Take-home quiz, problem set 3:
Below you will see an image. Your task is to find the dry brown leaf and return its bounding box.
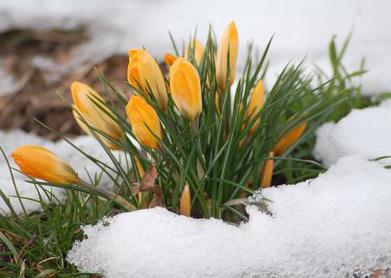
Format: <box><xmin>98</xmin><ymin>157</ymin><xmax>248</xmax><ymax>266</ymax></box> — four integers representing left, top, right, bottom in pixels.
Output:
<box><xmin>133</xmin><ymin>164</ymin><xmax>165</xmax><ymax>208</ymax></box>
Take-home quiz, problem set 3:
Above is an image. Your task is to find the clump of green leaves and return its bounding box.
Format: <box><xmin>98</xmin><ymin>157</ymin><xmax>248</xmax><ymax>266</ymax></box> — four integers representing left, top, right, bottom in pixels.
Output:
<box><xmin>35</xmin><ymin>31</ymin><xmax>352</xmax><ymax>220</ymax></box>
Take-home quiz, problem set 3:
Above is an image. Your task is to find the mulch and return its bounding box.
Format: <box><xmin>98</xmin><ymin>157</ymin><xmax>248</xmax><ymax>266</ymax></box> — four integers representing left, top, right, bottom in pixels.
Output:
<box><xmin>0</xmin><ymin>28</ymin><xmax>129</xmax><ymax>140</ymax></box>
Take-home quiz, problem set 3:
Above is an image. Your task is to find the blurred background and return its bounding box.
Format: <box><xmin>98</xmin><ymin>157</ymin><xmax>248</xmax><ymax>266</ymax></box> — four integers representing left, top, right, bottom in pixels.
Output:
<box><xmin>0</xmin><ymin>0</ymin><xmax>389</xmax><ymax>138</ymax></box>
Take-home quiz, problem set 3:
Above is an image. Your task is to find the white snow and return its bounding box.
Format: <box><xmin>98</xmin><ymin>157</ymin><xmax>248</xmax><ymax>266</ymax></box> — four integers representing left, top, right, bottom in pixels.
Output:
<box><xmin>0</xmin><ymin>0</ymin><xmax>390</xmax><ymax>95</ymax></box>
<box><xmin>67</xmin><ymin>155</ymin><xmax>391</xmax><ymax>278</ymax></box>
<box><xmin>0</xmin><ymin>129</ymin><xmax>125</xmax><ymax>215</ymax></box>
<box><xmin>313</xmin><ymin>103</ymin><xmax>391</xmax><ymax>167</ymax></box>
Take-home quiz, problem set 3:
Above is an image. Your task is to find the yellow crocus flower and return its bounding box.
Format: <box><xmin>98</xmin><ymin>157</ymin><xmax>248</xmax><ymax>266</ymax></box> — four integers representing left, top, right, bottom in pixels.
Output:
<box><xmin>274</xmin><ymin>122</ymin><xmax>307</xmax><ymax>155</ymax></box>
<box><xmin>127</xmin><ymin>49</ymin><xmax>168</xmax><ymax>111</ymax></box>
<box><xmin>169</xmin><ymin>58</ymin><xmax>202</xmax><ymax>120</ymax></box>
<box><xmin>12</xmin><ymin>145</ymin><xmax>79</xmax><ymax>185</ymax></box>
<box><xmin>71</xmin><ymin>81</ymin><xmax>123</xmax><ymax>150</ymax></box>
<box><xmin>164</xmin><ymin>53</ymin><xmax>179</xmax><ymax>67</ymax></box>
<box><xmin>216</xmin><ymin>21</ymin><xmax>239</xmax><ymax>91</ymax></box>
<box><xmin>164</xmin><ymin>39</ymin><xmax>203</xmax><ymax>68</ymax></box>
<box><xmin>246</xmin><ymin>80</ymin><xmax>265</xmax><ymax>133</ymax></box>
<box><xmin>179</xmin><ymin>184</ymin><xmax>191</xmax><ymax>217</ymax></box>
<box><xmin>246</xmin><ymin>80</ymin><xmax>265</xmax><ymax>134</ymax></box>
<box><xmin>260</xmin><ymin>152</ymin><xmax>274</xmax><ymax>188</ymax></box>
<box><xmin>185</xmin><ymin>39</ymin><xmax>204</xmax><ymax>65</ymax></box>
<box><xmin>126</xmin><ymin>95</ymin><xmax>162</xmax><ymax>149</ymax></box>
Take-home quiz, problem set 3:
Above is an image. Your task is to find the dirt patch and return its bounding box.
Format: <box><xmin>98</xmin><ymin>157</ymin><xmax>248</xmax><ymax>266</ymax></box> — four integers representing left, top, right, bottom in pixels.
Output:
<box><xmin>0</xmin><ymin>28</ymin><xmax>129</xmax><ymax>140</ymax></box>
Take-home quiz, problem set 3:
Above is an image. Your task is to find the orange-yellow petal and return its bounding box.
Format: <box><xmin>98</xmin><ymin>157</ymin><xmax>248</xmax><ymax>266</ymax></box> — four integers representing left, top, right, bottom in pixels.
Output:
<box><xmin>12</xmin><ymin>145</ymin><xmax>79</xmax><ymax>185</ymax></box>
<box><xmin>126</xmin><ymin>95</ymin><xmax>162</xmax><ymax>149</ymax></box>
<box><xmin>216</xmin><ymin>21</ymin><xmax>239</xmax><ymax>91</ymax></box>
<box><xmin>274</xmin><ymin>122</ymin><xmax>307</xmax><ymax>155</ymax></box>
<box><xmin>246</xmin><ymin>80</ymin><xmax>265</xmax><ymax>133</ymax></box>
<box><xmin>164</xmin><ymin>53</ymin><xmax>179</xmax><ymax>67</ymax></box>
<box><xmin>127</xmin><ymin>49</ymin><xmax>168</xmax><ymax>111</ymax></box>
<box><xmin>127</xmin><ymin>65</ymin><xmax>143</xmax><ymax>90</ymax></box>
<box><xmin>185</xmin><ymin>39</ymin><xmax>204</xmax><ymax>65</ymax></box>
<box><xmin>71</xmin><ymin>81</ymin><xmax>123</xmax><ymax>149</ymax></box>
<box><xmin>260</xmin><ymin>152</ymin><xmax>274</xmax><ymax>188</ymax></box>
<box><xmin>169</xmin><ymin>58</ymin><xmax>202</xmax><ymax>120</ymax></box>
<box><xmin>179</xmin><ymin>184</ymin><xmax>191</xmax><ymax>217</ymax></box>
<box><xmin>134</xmin><ymin>157</ymin><xmax>145</xmax><ymax>178</ymax></box>
<box><xmin>215</xmin><ymin>92</ymin><xmax>221</xmax><ymax>115</ymax></box>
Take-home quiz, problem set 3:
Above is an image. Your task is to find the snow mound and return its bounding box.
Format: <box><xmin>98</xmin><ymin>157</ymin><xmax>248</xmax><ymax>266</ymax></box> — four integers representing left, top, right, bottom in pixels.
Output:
<box><xmin>0</xmin><ymin>130</ymin><xmax>124</xmax><ymax>215</ymax></box>
<box><xmin>313</xmin><ymin>104</ymin><xmax>391</xmax><ymax>167</ymax></box>
<box><xmin>67</xmin><ymin>155</ymin><xmax>391</xmax><ymax>278</ymax></box>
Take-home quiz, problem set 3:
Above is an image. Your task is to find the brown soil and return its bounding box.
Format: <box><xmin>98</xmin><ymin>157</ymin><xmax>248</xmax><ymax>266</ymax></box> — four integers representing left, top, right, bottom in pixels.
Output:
<box><xmin>0</xmin><ymin>28</ymin><xmax>129</xmax><ymax>140</ymax></box>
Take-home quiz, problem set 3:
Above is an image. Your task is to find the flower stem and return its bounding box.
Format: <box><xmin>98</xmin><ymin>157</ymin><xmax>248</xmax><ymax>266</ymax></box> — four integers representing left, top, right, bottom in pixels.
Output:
<box><xmin>78</xmin><ymin>180</ymin><xmax>136</xmax><ymax>211</ymax></box>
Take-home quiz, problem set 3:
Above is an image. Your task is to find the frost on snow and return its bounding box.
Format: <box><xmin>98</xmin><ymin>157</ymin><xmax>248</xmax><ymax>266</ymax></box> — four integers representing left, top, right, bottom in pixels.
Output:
<box><xmin>67</xmin><ymin>155</ymin><xmax>391</xmax><ymax>278</ymax></box>
<box><xmin>0</xmin><ymin>130</ymin><xmax>124</xmax><ymax>215</ymax></box>
<box><xmin>313</xmin><ymin>103</ymin><xmax>391</xmax><ymax>167</ymax></box>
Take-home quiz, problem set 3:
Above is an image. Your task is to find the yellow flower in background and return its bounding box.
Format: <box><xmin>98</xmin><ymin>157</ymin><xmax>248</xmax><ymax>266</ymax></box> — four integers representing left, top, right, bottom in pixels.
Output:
<box><xmin>71</xmin><ymin>81</ymin><xmax>123</xmax><ymax>150</ymax></box>
<box><xmin>273</xmin><ymin>122</ymin><xmax>307</xmax><ymax>155</ymax></box>
<box><xmin>164</xmin><ymin>39</ymin><xmax>203</xmax><ymax>68</ymax></box>
<box><xmin>216</xmin><ymin>21</ymin><xmax>239</xmax><ymax>91</ymax></box>
<box><xmin>127</xmin><ymin>49</ymin><xmax>168</xmax><ymax>111</ymax></box>
<box><xmin>164</xmin><ymin>52</ymin><xmax>179</xmax><ymax>67</ymax></box>
<box><xmin>185</xmin><ymin>39</ymin><xmax>204</xmax><ymax>65</ymax></box>
<box><xmin>12</xmin><ymin>145</ymin><xmax>79</xmax><ymax>185</ymax></box>
<box><xmin>246</xmin><ymin>80</ymin><xmax>265</xmax><ymax>133</ymax></box>
<box><xmin>169</xmin><ymin>58</ymin><xmax>202</xmax><ymax>120</ymax></box>
<box><xmin>134</xmin><ymin>157</ymin><xmax>145</xmax><ymax>178</ymax></box>
<box><xmin>126</xmin><ymin>95</ymin><xmax>162</xmax><ymax>149</ymax></box>
<box><xmin>179</xmin><ymin>184</ymin><xmax>191</xmax><ymax>217</ymax></box>
<box><xmin>214</xmin><ymin>92</ymin><xmax>221</xmax><ymax>115</ymax></box>
<box><xmin>260</xmin><ymin>152</ymin><xmax>274</xmax><ymax>188</ymax></box>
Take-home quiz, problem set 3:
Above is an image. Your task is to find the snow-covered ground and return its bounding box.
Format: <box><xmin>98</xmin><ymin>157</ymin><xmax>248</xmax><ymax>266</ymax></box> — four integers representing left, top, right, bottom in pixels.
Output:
<box><xmin>314</xmin><ymin>100</ymin><xmax>391</xmax><ymax>166</ymax></box>
<box><xmin>0</xmin><ymin>0</ymin><xmax>391</xmax><ymax>95</ymax></box>
<box><xmin>67</xmin><ymin>155</ymin><xmax>391</xmax><ymax>278</ymax></box>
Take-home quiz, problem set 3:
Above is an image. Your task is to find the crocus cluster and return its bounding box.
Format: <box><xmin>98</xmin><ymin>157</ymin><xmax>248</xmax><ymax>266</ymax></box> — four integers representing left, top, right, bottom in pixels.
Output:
<box><xmin>11</xmin><ymin>21</ymin><xmax>307</xmax><ymax>217</ymax></box>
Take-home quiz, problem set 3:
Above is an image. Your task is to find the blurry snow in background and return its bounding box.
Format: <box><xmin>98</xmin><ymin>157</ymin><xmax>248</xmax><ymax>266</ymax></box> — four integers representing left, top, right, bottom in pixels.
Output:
<box><xmin>0</xmin><ymin>0</ymin><xmax>390</xmax><ymax>95</ymax></box>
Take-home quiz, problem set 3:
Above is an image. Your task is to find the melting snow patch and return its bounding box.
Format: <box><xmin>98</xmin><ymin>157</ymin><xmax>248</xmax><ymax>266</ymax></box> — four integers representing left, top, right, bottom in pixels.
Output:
<box><xmin>313</xmin><ymin>103</ymin><xmax>391</xmax><ymax>167</ymax></box>
<box><xmin>0</xmin><ymin>130</ymin><xmax>125</xmax><ymax>215</ymax></box>
<box><xmin>67</xmin><ymin>155</ymin><xmax>391</xmax><ymax>278</ymax></box>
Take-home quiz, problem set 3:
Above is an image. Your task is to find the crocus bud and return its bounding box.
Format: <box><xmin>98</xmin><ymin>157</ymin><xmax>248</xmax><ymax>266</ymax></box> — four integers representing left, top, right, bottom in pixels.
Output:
<box><xmin>134</xmin><ymin>156</ymin><xmax>148</xmax><ymax>208</ymax></box>
<box><xmin>127</xmin><ymin>49</ymin><xmax>168</xmax><ymax>111</ymax></box>
<box><xmin>185</xmin><ymin>39</ymin><xmax>204</xmax><ymax>65</ymax></box>
<box><xmin>179</xmin><ymin>184</ymin><xmax>191</xmax><ymax>217</ymax></box>
<box><xmin>134</xmin><ymin>157</ymin><xmax>145</xmax><ymax>177</ymax></box>
<box><xmin>71</xmin><ymin>82</ymin><xmax>123</xmax><ymax>150</ymax></box>
<box><xmin>169</xmin><ymin>58</ymin><xmax>202</xmax><ymax>120</ymax></box>
<box><xmin>12</xmin><ymin>145</ymin><xmax>79</xmax><ymax>185</ymax></box>
<box><xmin>260</xmin><ymin>152</ymin><xmax>274</xmax><ymax>188</ymax></box>
<box><xmin>126</xmin><ymin>95</ymin><xmax>162</xmax><ymax>149</ymax></box>
<box><xmin>274</xmin><ymin>122</ymin><xmax>307</xmax><ymax>155</ymax></box>
<box><xmin>164</xmin><ymin>53</ymin><xmax>179</xmax><ymax>67</ymax></box>
<box><xmin>216</xmin><ymin>21</ymin><xmax>239</xmax><ymax>91</ymax></box>
<box><xmin>246</xmin><ymin>80</ymin><xmax>265</xmax><ymax>133</ymax></box>
<box><xmin>215</xmin><ymin>92</ymin><xmax>221</xmax><ymax>114</ymax></box>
